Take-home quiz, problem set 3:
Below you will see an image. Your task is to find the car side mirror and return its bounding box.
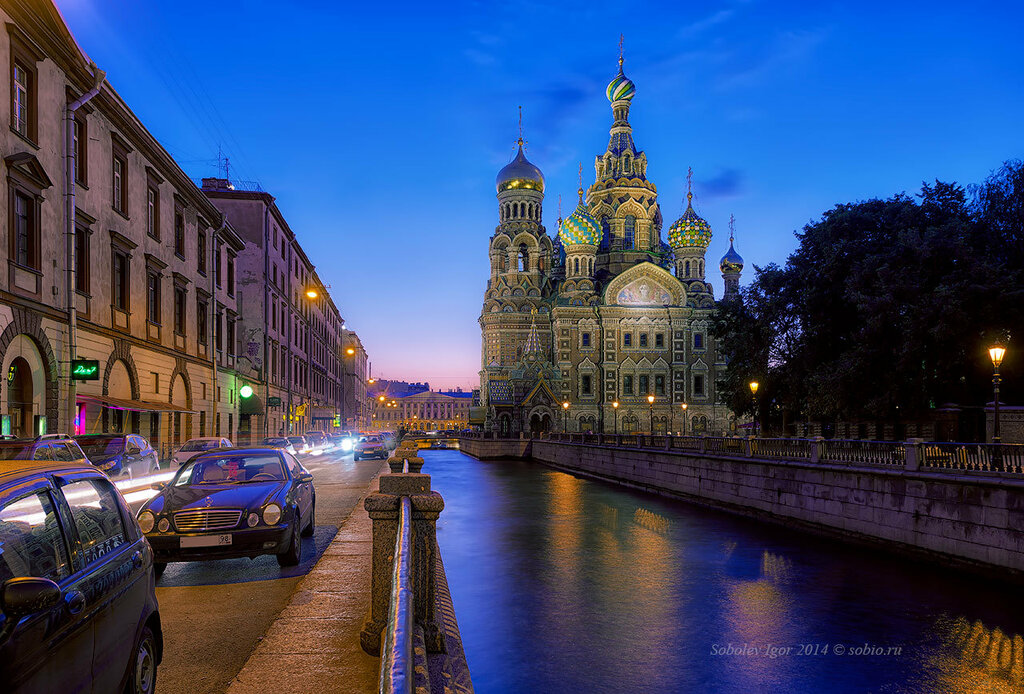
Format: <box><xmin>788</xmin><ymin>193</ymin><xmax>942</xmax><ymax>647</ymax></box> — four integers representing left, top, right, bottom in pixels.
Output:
<box><xmin>151</xmin><ymin>482</ymin><xmax>168</xmax><ymax>491</ymax></box>
<box><xmin>297</xmin><ymin>473</ymin><xmax>314</xmax><ymax>483</ymax></box>
<box><xmin>1</xmin><ymin>577</ymin><xmax>61</xmax><ymax>618</ymax></box>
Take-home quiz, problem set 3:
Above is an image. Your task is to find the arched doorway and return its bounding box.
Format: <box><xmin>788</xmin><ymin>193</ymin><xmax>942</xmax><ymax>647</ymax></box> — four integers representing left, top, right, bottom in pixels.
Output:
<box><xmin>7</xmin><ymin>357</ymin><xmax>34</xmax><ymax>437</ymax></box>
<box><xmin>497</xmin><ymin>413</ymin><xmax>512</xmax><ymax>438</ymax></box>
<box><xmin>105</xmin><ymin>360</ymin><xmax>135</xmax><ymax>434</ymax></box>
<box><xmin>3</xmin><ymin>335</ymin><xmax>48</xmax><ymax>437</ymax></box>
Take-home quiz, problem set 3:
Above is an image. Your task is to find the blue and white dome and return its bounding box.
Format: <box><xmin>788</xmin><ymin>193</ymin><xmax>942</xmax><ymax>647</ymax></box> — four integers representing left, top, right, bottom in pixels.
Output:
<box><xmin>559</xmin><ymin>196</ymin><xmax>600</xmax><ymax>247</ymax></box>
<box><xmin>606</xmin><ymin>65</ymin><xmax>636</xmax><ymax>103</ymax></box>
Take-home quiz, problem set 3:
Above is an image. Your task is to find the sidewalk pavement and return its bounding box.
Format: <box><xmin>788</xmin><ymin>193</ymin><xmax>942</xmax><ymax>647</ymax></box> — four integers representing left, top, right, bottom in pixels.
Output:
<box><xmin>227</xmin><ymin>462</ymin><xmax>386</xmax><ymax>694</ymax></box>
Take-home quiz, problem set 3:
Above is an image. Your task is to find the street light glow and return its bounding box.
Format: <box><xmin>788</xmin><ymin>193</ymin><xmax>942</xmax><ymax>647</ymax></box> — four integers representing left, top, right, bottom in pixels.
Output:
<box><xmin>239</xmin><ymin>385</ymin><xmax>254</xmax><ymax>399</ymax></box>
<box><xmin>647</xmin><ymin>394</ymin><xmax>655</xmax><ymax>404</ymax></box>
<box><xmin>990</xmin><ymin>344</ymin><xmax>1006</xmax><ymax>367</ymax></box>
<box><xmin>305</xmin><ymin>289</ymin><xmax>318</xmax><ymax>300</ymax></box>
<box><xmin>562</xmin><ymin>401</ymin><xmax>570</xmax><ymax>409</ymax></box>
<box><xmin>346</xmin><ymin>347</ymin><xmax>355</xmax><ymax>355</ymax></box>
<box><xmin>612</xmin><ymin>401</ymin><xmax>619</xmax><ymax>409</ymax></box>
<box><xmin>749</xmin><ymin>381</ymin><xmax>759</xmax><ymax>395</ymax></box>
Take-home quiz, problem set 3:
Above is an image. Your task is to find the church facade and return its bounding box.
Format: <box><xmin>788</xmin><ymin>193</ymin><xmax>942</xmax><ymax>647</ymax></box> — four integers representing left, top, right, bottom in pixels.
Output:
<box><xmin>478</xmin><ymin>55</ymin><xmax>745</xmax><ymax>437</ymax></box>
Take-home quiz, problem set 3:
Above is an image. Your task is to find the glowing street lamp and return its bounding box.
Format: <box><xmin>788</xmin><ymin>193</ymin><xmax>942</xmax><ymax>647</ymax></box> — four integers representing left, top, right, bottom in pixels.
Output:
<box><xmin>647</xmin><ymin>394</ymin><xmax>655</xmax><ymax>434</ymax></box>
<box><xmin>989</xmin><ymin>343</ymin><xmax>1007</xmax><ymax>469</ymax></box>
<box><xmin>305</xmin><ymin>288</ymin><xmax>319</xmax><ymax>300</ymax></box>
<box><xmin>749</xmin><ymin>381</ymin><xmax>760</xmax><ymax>437</ymax></box>
<box><xmin>239</xmin><ymin>384</ymin><xmax>254</xmax><ymax>399</ymax></box>
<box><xmin>562</xmin><ymin>401</ymin><xmax>570</xmax><ymax>433</ymax></box>
<box><xmin>346</xmin><ymin>347</ymin><xmax>355</xmax><ymax>356</ymax></box>
<box><xmin>612</xmin><ymin>400</ymin><xmax>620</xmax><ymax>435</ymax></box>
<box><xmin>681</xmin><ymin>402</ymin><xmax>688</xmax><ymax>436</ymax></box>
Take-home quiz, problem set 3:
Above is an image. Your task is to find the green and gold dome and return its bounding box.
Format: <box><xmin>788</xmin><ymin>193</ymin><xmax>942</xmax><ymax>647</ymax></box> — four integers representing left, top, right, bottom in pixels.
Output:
<box><xmin>496</xmin><ymin>141</ymin><xmax>545</xmax><ymax>194</ymax></box>
<box><xmin>559</xmin><ymin>191</ymin><xmax>601</xmax><ymax>247</ymax></box>
<box><xmin>669</xmin><ymin>192</ymin><xmax>712</xmax><ymax>250</ymax></box>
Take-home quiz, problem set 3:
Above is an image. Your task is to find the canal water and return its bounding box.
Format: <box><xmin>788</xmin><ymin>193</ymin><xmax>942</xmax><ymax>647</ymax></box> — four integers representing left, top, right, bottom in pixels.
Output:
<box><xmin>426</xmin><ymin>449</ymin><xmax>1024</xmax><ymax>694</ymax></box>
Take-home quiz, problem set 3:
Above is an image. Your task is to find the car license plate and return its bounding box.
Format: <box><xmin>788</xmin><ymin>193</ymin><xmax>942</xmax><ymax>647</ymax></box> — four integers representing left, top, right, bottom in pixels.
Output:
<box><xmin>180</xmin><ymin>534</ymin><xmax>232</xmax><ymax>548</ymax></box>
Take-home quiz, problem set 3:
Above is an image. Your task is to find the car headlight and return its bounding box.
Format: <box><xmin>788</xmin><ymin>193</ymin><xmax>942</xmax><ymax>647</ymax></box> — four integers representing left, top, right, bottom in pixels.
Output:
<box><xmin>341</xmin><ymin>439</ymin><xmax>353</xmax><ymax>451</ymax></box>
<box><xmin>262</xmin><ymin>503</ymin><xmax>282</xmax><ymax>525</ymax></box>
<box><xmin>158</xmin><ymin>518</ymin><xmax>170</xmax><ymax>533</ymax></box>
<box><xmin>138</xmin><ymin>511</ymin><xmax>155</xmax><ymax>534</ymax></box>
<box><xmin>247</xmin><ymin>512</ymin><xmax>259</xmax><ymax>527</ymax></box>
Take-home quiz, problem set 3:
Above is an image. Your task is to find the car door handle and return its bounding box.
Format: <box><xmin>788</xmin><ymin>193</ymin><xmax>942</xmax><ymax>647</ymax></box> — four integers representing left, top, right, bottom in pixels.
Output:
<box><xmin>64</xmin><ymin>590</ymin><xmax>86</xmax><ymax>615</ymax></box>
<box><xmin>132</xmin><ymin>551</ymin><xmax>143</xmax><ymax>569</ymax></box>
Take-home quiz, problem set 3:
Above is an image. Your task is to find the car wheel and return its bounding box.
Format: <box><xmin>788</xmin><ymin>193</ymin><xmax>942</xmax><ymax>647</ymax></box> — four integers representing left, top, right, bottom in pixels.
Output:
<box><xmin>277</xmin><ymin>522</ymin><xmax>301</xmax><ymax>567</ymax></box>
<box><xmin>301</xmin><ymin>500</ymin><xmax>315</xmax><ymax>537</ymax></box>
<box><xmin>153</xmin><ymin>562</ymin><xmax>166</xmax><ymax>578</ymax></box>
<box><xmin>125</xmin><ymin>624</ymin><xmax>158</xmax><ymax>694</ymax></box>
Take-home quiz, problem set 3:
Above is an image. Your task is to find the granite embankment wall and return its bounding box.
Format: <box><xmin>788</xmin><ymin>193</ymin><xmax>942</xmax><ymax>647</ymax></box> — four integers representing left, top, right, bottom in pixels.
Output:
<box><xmin>461</xmin><ymin>437</ymin><xmax>1024</xmax><ymax>576</ymax></box>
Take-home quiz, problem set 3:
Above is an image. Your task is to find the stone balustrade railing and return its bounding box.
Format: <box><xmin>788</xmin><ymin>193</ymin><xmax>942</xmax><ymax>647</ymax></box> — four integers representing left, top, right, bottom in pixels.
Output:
<box><xmin>361</xmin><ymin>443</ymin><xmax>472</xmax><ymax>693</ymax></box>
<box><xmin>460</xmin><ymin>431</ymin><xmax>1024</xmax><ymax>475</ymax></box>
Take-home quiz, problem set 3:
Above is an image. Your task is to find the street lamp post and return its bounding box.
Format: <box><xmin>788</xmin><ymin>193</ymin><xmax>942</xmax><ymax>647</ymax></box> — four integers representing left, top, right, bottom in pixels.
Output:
<box><xmin>612</xmin><ymin>401</ymin><xmax>619</xmax><ymax>435</ymax></box>
<box><xmin>562</xmin><ymin>401</ymin><xmax>570</xmax><ymax>433</ymax></box>
<box><xmin>989</xmin><ymin>343</ymin><xmax>1006</xmax><ymax>470</ymax></box>
<box><xmin>647</xmin><ymin>394</ymin><xmax>655</xmax><ymax>435</ymax></box>
<box><xmin>681</xmin><ymin>402</ymin><xmax>688</xmax><ymax>436</ymax></box>
<box><xmin>749</xmin><ymin>381</ymin><xmax>759</xmax><ymax>437</ymax></box>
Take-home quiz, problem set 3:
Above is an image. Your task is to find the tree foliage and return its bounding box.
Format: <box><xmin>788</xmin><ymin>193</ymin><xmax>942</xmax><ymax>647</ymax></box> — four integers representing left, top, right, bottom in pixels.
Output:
<box><xmin>712</xmin><ymin>161</ymin><xmax>1024</xmax><ymax>430</ymax></box>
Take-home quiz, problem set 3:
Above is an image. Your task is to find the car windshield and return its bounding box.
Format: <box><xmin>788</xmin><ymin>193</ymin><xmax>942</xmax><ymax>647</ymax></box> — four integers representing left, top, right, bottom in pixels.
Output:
<box><xmin>288</xmin><ymin>437</ymin><xmax>305</xmax><ymax>445</ymax></box>
<box><xmin>175</xmin><ymin>454</ymin><xmax>286</xmax><ymax>485</ymax></box>
<box><xmin>74</xmin><ymin>436</ymin><xmax>124</xmax><ymax>457</ymax></box>
<box><xmin>0</xmin><ymin>441</ymin><xmax>36</xmax><ymax>459</ymax></box>
<box><xmin>262</xmin><ymin>438</ymin><xmax>286</xmax><ymax>445</ymax></box>
<box><xmin>179</xmin><ymin>440</ymin><xmax>219</xmax><ymax>452</ymax></box>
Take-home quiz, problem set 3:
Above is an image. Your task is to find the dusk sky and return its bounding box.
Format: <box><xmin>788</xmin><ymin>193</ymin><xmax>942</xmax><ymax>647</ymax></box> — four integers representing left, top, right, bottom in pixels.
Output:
<box><xmin>58</xmin><ymin>0</ymin><xmax>1024</xmax><ymax>390</ymax></box>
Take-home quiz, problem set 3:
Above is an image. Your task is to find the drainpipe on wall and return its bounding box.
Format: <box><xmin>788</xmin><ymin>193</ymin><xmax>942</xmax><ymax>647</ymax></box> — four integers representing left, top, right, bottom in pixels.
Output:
<box><xmin>65</xmin><ymin>64</ymin><xmax>106</xmax><ymax>435</ymax></box>
<box><xmin>211</xmin><ymin>214</ymin><xmax>227</xmax><ymax>439</ymax></box>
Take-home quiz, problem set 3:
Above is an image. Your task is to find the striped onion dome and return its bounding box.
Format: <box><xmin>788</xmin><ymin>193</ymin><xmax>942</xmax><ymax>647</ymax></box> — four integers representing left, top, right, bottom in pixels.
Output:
<box><xmin>668</xmin><ymin>193</ymin><xmax>712</xmax><ymax>250</ymax></box>
<box><xmin>559</xmin><ymin>193</ymin><xmax>601</xmax><ymax>247</ymax></box>
<box><xmin>606</xmin><ymin>65</ymin><xmax>636</xmax><ymax>102</ymax></box>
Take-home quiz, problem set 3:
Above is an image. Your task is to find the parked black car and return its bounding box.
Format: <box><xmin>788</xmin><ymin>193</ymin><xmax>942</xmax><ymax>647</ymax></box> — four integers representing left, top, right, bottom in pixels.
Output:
<box><xmin>0</xmin><ymin>459</ymin><xmax>162</xmax><ymax>693</ymax></box>
<box><xmin>74</xmin><ymin>433</ymin><xmax>160</xmax><ymax>479</ymax></box>
<box><xmin>138</xmin><ymin>448</ymin><xmax>315</xmax><ymax>571</ymax></box>
<box><xmin>0</xmin><ymin>437</ymin><xmax>89</xmax><ymax>465</ymax></box>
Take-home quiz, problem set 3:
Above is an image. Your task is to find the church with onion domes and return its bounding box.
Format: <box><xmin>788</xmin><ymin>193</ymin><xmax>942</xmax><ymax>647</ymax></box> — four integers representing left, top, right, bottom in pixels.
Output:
<box><xmin>479</xmin><ymin>51</ymin><xmax>744</xmax><ymax>437</ymax></box>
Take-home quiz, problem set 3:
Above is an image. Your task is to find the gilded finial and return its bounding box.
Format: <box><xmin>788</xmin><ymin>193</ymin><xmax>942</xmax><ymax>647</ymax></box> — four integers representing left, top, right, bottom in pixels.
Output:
<box><xmin>618</xmin><ymin>33</ymin><xmax>624</xmax><ymax>69</ymax></box>
<box><xmin>577</xmin><ymin>162</ymin><xmax>584</xmax><ymax>203</ymax></box>
<box><xmin>729</xmin><ymin>214</ymin><xmax>736</xmax><ymax>244</ymax></box>
<box><xmin>517</xmin><ymin>105</ymin><xmax>524</xmax><ymax>148</ymax></box>
<box><xmin>686</xmin><ymin>166</ymin><xmax>694</xmax><ymax>204</ymax></box>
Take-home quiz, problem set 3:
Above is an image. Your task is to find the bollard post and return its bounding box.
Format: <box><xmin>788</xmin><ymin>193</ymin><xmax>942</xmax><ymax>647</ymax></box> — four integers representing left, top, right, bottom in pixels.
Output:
<box><xmin>905</xmin><ymin>438</ymin><xmax>923</xmax><ymax>471</ymax></box>
<box><xmin>744</xmin><ymin>437</ymin><xmax>753</xmax><ymax>457</ymax></box>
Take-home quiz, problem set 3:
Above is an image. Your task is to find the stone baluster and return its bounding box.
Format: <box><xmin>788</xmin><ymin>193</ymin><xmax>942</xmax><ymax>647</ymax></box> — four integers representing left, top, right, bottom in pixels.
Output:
<box><xmin>810</xmin><ymin>436</ymin><xmax>823</xmax><ymax>463</ymax></box>
<box><xmin>905</xmin><ymin>438</ymin><xmax>923</xmax><ymax>471</ymax></box>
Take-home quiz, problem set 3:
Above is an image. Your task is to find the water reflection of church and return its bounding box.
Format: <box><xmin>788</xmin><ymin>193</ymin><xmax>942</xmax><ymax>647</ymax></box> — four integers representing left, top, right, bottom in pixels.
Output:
<box><xmin>479</xmin><ymin>52</ymin><xmax>744</xmax><ymax>437</ymax></box>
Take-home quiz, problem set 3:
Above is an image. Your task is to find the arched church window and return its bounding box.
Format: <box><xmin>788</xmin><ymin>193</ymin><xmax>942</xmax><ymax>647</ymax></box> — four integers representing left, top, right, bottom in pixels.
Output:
<box><xmin>699</xmin><ymin>260</ymin><xmax>704</xmax><ymax>276</ymax></box>
<box><xmin>573</xmin><ymin>257</ymin><xmax>580</xmax><ymax>275</ymax></box>
<box><xmin>499</xmin><ymin>254</ymin><xmax>507</xmax><ymax>272</ymax></box>
<box><xmin>684</xmin><ymin>260</ymin><xmax>691</xmax><ymax>278</ymax></box>
<box><xmin>520</xmin><ymin>202</ymin><xmax>526</xmax><ymax>218</ymax></box>
<box><xmin>624</xmin><ymin>215</ymin><xmax>635</xmax><ymax>250</ymax></box>
<box><xmin>600</xmin><ymin>219</ymin><xmax>610</xmax><ymax>250</ymax></box>
<box><xmin>519</xmin><ymin>244</ymin><xmax>529</xmax><ymax>272</ymax></box>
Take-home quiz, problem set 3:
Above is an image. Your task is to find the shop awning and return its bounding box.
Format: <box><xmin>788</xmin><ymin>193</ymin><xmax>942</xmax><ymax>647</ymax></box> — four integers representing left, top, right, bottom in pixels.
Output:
<box><xmin>77</xmin><ymin>394</ymin><xmax>195</xmax><ymax>413</ymax></box>
<box><xmin>239</xmin><ymin>395</ymin><xmax>264</xmax><ymax>416</ymax></box>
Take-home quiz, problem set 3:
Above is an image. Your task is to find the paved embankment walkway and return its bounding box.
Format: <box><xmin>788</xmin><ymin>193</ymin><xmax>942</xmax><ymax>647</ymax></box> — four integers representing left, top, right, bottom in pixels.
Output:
<box><xmin>227</xmin><ymin>462</ymin><xmax>387</xmax><ymax>694</ymax></box>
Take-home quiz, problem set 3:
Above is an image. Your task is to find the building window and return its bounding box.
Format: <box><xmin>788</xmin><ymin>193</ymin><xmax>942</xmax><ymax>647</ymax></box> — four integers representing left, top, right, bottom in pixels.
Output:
<box><xmin>215</xmin><ymin>245</ymin><xmax>222</xmax><ymax>288</ymax></box>
<box><xmin>655</xmin><ymin>375</ymin><xmax>665</xmax><ymax>396</ymax></box>
<box><xmin>624</xmin><ymin>215</ymin><xmax>635</xmax><ymax>250</ymax></box>
<box><xmin>639</xmin><ymin>333</ymin><xmax>648</xmax><ymax>348</ymax></box>
<box><xmin>146</xmin><ymin>187</ymin><xmax>158</xmax><ymax>239</ymax></box>
<box><xmin>72</xmin><ymin>115</ymin><xmax>87</xmax><ymax>185</ymax></box>
<box><xmin>173</xmin><ymin>286</ymin><xmax>186</xmax><ymax>336</ymax></box>
<box><xmin>215</xmin><ymin>312</ymin><xmax>223</xmax><ymax>352</ymax></box>
<box><xmin>147</xmin><ymin>271</ymin><xmax>161</xmax><ymax>324</ymax></box>
<box><xmin>197</xmin><ymin>298</ymin><xmax>208</xmax><ymax>345</ymax></box>
<box><xmin>12</xmin><ymin>191</ymin><xmax>36</xmax><ymax>268</ymax></box>
<box><xmin>638</xmin><ymin>375</ymin><xmax>649</xmax><ymax>395</ymax></box>
<box><xmin>227</xmin><ymin>254</ymin><xmax>235</xmax><ymax>297</ymax></box>
<box><xmin>197</xmin><ymin>229</ymin><xmax>207</xmax><ymax>275</ymax></box>
<box><xmin>655</xmin><ymin>333</ymin><xmax>664</xmax><ymax>349</ymax></box>
<box><xmin>694</xmin><ymin>374</ymin><xmax>705</xmax><ymax>397</ymax></box>
<box><xmin>582</xmin><ymin>332</ymin><xmax>591</xmax><ymax>348</ymax></box>
<box><xmin>694</xmin><ymin>333</ymin><xmax>704</xmax><ymax>350</ymax></box>
<box><xmin>112</xmin><ymin>155</ymin><xmax>126</xmax><ymax>213</ymax></box>
<box><xmin>623</xmin><ymin>333</ymin><xmax>632</xmax><ymax>347</ymax></box>
<box><xmin>582</xmin><ymin>374</ymin><xmax>592</xmax><ymax>395</ymax></box>
<box><xmin>112</xmin><ymin>250</ymin><xmax>129</xmax><ymax>311</ymax></box>
<box><xmin>74</xmin><ymin>226</ymin><xmax>89</xmax><ymax>293</ymax></box>
<box><xmin>12</xmin><ymin>61</ymin><xmax>31</xmax><ymax>138</ymax></box>
<box><xmin>226</xmin><ymin>318</ymin><xmax>236</xmax><ymax>356</ymax></box>
<box><xmin>623</xmin><ymin>375</ymin><xmax>634</xmax><ymax>395</ymax></box>
<box><xmin>174</xmin><ymin>210</ymin><xmax>185</xmax><ymax>258</ymax></box>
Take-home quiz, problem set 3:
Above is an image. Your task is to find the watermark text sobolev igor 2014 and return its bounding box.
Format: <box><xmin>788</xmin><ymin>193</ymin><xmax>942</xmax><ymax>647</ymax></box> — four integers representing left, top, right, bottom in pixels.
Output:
<box><xmin>710</xmin><ymin>643</ymin><xmax>903</xmax><ymax>658</ymax></box>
